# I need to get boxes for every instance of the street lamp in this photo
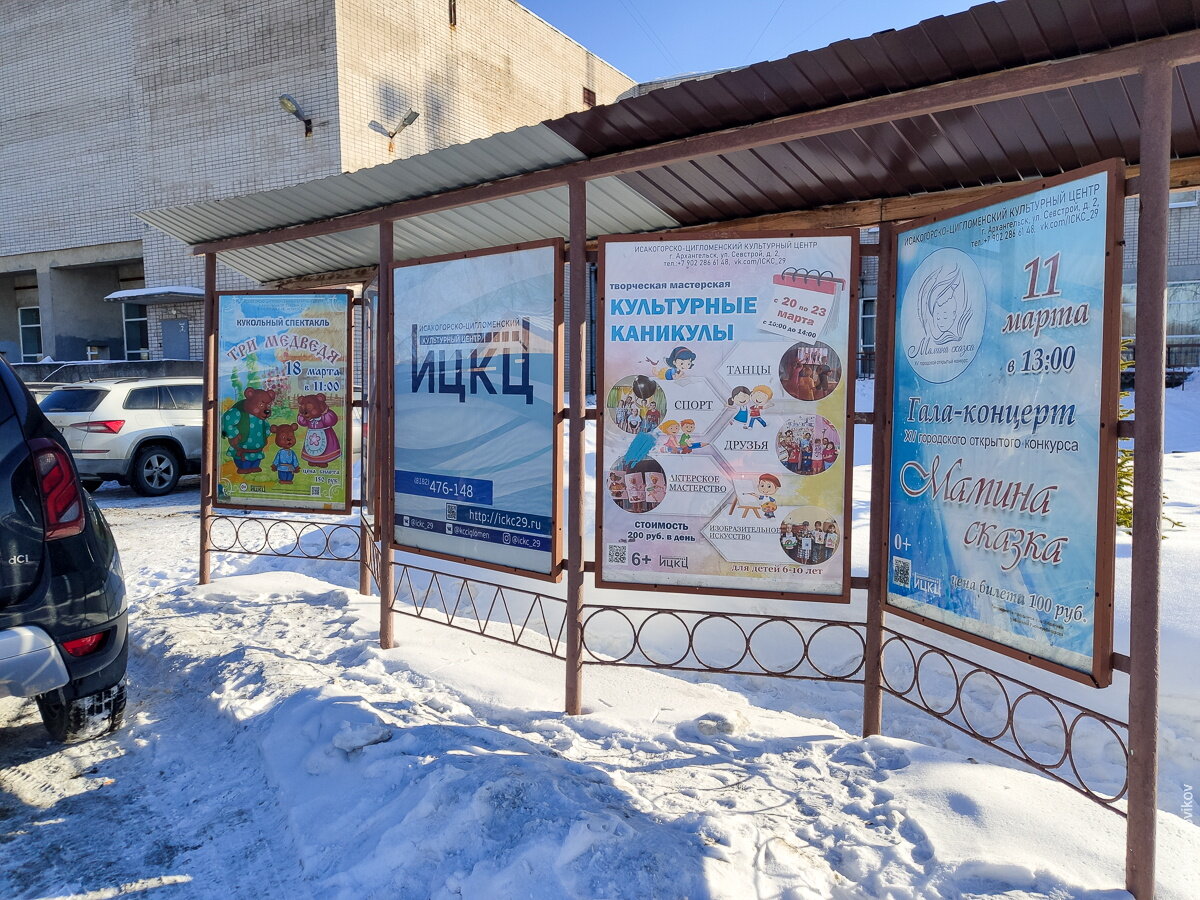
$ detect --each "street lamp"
[368,109,420,153]
[278,94,313,138]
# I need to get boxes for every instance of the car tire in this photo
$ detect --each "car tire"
[36,679,127,743]
[131,444,181,496]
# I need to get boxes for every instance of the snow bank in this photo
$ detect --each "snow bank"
[125,572,1199,898]
[10,378,1190,897]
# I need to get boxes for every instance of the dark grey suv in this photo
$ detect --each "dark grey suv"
[0,358,128,741]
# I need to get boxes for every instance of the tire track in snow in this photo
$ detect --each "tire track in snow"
[0,491,307,899]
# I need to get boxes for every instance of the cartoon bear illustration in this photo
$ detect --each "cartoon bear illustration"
[269,423,300,484]
[295,393,341,468]
[221,387,275,473]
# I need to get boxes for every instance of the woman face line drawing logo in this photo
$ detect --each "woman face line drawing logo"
[901,246,985,384]
[918,263,972,346]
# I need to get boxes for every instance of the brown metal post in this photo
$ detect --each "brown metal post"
[564,179,588,715]
[378,222,396,649]
[199,253,217,585]
[358,518,372,596]
[1126,61,1172,900]
[863,222,896,736]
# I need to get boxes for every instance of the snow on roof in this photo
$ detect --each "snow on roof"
[103,286,205,303]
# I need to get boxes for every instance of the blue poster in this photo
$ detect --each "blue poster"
[888,168,1116,676]
[393,244,559,576]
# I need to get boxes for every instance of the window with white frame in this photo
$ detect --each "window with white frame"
[857,291,878,378]
[18,307,42,362]
[860,295,877,354]
[123,303,149,360]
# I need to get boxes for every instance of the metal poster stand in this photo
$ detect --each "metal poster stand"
[190,38,1196,897]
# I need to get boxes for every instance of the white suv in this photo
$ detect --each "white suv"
[39,378,203,495]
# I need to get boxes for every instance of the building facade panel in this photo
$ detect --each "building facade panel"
[2,0,141,258]
[333,0,632,174]
[2,0,631,363]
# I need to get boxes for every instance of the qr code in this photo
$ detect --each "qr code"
[310,485,321,497]
[892,556,912,588]
[607,543,627,565]
[445,504,458,521]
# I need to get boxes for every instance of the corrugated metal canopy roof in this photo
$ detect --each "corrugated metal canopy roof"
[141,0,1200,285]
[542,0,1200,226]
[549,0,1200,157]
[139,125,679,283]
[213,180,676,283]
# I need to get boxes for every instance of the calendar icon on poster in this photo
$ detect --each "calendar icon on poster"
[758,267,846,343]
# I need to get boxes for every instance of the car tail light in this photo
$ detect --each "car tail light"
[27,438,85,540]
[63,631,107,657]
[69,420,125,433]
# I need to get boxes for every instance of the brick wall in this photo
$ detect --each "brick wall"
[3,0,631,270]
[4,0,633,317]
[146,301,206,359]
[133,0,345,290]
[1122,193,1200,282]
[1,0,141,257]
[333,0,633,173]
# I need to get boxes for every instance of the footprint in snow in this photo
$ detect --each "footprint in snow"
[674,711,748,742]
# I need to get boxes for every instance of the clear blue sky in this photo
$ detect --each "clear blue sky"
[522,1,982,84]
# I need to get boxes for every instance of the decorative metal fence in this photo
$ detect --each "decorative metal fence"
[881,628,1129,813]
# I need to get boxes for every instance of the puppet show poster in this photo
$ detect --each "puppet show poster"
[599,234,854,598]
[392,244,560,577]
[888,167,1115,675]
[216,292,351,512]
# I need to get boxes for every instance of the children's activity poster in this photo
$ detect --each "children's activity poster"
[887,161,1121,683]
[215,291,352,513]
[392,240,562,579]
[597,232,857,600]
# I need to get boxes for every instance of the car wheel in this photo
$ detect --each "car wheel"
[131,444,181,496]
[36,679,127,743]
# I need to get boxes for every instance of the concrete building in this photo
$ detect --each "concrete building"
[0,0,632,364]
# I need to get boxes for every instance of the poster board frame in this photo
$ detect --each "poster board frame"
[882,159,1123,688]
[213,288,355,516]
[594,229,859,603]
[360,283,375,529]
[389,238,565,584]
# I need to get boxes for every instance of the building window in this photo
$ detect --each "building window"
[124,303,150,360]
[1121,281,1200,369]
[859,295,877,377]
[1169,189,1199,209]
[18,307,42,362]
[448,0,456,26]
[1121,281,1200,339]
[583,87,597,108]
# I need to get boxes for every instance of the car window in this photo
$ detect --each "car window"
[164,384,202,410]
[41,388,107,413]
[0,376,14,426]
[124,387,160,410]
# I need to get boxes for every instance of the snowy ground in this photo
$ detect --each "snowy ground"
[1,380,1197,899]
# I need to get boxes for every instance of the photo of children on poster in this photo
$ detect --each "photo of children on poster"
[600,235,854,597]
[216,292,351,512]
[888,167,1115,675]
